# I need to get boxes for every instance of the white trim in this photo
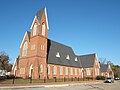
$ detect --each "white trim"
[45,7,49,30]
[14,66,17,75]
[95,54,100,68]
[30,16,36,30]
[29,65,33,77]
[30,16,40,30]
[12,58,17,70]
[20,32,27,48]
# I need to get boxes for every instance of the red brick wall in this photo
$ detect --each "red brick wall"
[11,10,48,79]
[47,64,82,79]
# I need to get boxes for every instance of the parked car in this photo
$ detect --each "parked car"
[104,77,114,83]
[114,77,120,80]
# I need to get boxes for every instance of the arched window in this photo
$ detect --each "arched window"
[33,23,37,36]
[40,64,43,73]
[22,41,28,57]
[41,23,45,36]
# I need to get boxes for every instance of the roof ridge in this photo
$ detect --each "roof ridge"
[79,53,96,57]
[48,39,75,55]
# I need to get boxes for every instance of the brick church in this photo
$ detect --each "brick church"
[11,7,114,79]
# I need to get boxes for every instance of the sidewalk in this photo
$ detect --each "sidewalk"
[0,80,103,89]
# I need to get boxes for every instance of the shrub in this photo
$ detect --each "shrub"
[96,76,105,80]
[6,75,15,79]
[0,76,7,80]
[86,77,93,80]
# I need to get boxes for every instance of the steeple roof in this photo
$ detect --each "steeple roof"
[30,7,49,30]
[36,7,45,23]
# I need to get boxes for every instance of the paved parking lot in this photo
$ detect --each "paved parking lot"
[0,80,120,90]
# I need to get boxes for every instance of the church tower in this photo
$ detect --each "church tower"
[15,7,49,79]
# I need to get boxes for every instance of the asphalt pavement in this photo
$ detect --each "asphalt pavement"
[0,80,120,90]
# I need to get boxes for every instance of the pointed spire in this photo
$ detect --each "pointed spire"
[30,7,49,30]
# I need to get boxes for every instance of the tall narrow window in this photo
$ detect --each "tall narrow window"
[47,65,50,74]
[33,23,37,36]
[75,68,77,75]
[87,68,91,75]
[95,68,98,75]
[40,64,43,73]
[42,23,45,36]
[79,69,81,75]
[22,41,28,57]
[53,66,56,75]
[65,67,68,75]
[60,66,63,75]
[70,68,73,75]
[97,69,100,75]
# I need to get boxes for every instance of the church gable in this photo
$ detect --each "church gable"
[78,54,96,68]
[20,31,30,49]
[20,31,30,58]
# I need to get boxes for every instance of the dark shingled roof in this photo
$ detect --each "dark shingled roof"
[47,39,82,68]
[100,64,108,72]
[27,31,31,41]
[36,7,45,23]
[78,54,96,68]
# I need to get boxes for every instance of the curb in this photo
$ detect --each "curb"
[0,85,45,89]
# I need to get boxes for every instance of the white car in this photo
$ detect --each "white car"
[114,77,120,80]
[104,77,114,83]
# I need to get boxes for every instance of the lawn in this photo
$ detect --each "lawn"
[0,78,93,84]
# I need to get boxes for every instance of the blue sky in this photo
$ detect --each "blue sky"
[0,0,120,65]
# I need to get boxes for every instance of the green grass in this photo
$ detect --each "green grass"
[0,78,93,84]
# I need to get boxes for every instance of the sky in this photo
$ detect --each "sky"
[0,0,120,65]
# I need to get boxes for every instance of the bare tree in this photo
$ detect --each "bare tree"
[99,57,113,65]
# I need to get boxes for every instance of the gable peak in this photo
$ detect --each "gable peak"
[30,7,49,30]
